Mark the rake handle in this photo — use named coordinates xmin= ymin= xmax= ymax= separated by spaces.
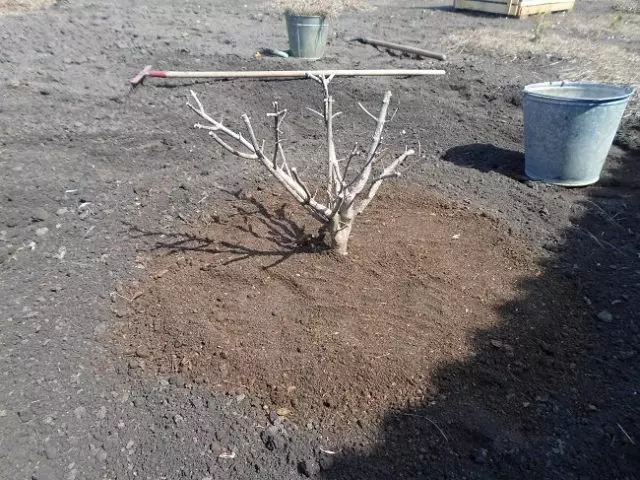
xmin=134 ymin=68 xmax=446 ymax=84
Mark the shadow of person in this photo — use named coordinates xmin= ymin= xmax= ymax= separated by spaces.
xmin=321 ymin=148 xmax=640 ymax=479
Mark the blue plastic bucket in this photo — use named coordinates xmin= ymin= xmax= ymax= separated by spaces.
xmin=285 ymin=14 xmax=329 ymax=60
xmin=523 ymin=81 xmax=634 ymax=186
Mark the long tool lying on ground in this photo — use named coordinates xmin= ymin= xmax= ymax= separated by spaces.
xmin=130 ymin=66 xmax=446 ymax=86
xmin=347 ymin=37 xmax=447 ymax=61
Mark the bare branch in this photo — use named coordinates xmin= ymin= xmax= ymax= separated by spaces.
xmin=306 ymin=107 xmax=325 ymax=119
xmin=188 ymin=91 xmax=256 ymax=156
xmin=355 ymin=148 xmax=415 ymax=215
xmin=358 ymin=102 xmax=378 ymax=122
xmin=328 ymin=195 xmax=345 ymax=220
xmin=345 ymin=91 xmax=393 ymax=203
xmin=342 ymin=143 xmax=359 ymax=180
xmin=291 ymin=167 xmax=312 ymax=202
xmin=204 ymin=130 xmax=258 ymax=160
xmin=372 ymin=172 xmax=401 ymax=183
xmin=344 ymin=142 xmax=385 ymax=194
xmin=188 ymin=91 xmax=334 ymax=224
xmin=323 ymin=91 xmax=343 ymax=195
xmin=187 ymin=84 xmax=419 ymax=256
xmin=278 ymin=144 xmax=291 ymax=175
xmin=306 ymin=72 xmax=322 ymax=84
xmin=241 ymin=114 xmax=263 ymax=154
xmin=269 ymin=101 xmax=285 ymax=168
xmin=187 ymin=89 xmax=205 ymax=112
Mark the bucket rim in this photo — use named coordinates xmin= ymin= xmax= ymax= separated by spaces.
xmin=285 ymin=13 xmax=328 ymax=21
xmin=523 ymin=81 xmax=635 ymax=103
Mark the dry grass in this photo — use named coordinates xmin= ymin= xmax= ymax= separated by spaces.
xmin=270 ymin=0 xmax=371 ymax=18
xmin=614 ymin=0 xmax=640 ymax=14
xmin=0 ymin=0 xmax=54 ymax=14
xmin=445 ymin=15 xmax=640 ymax=116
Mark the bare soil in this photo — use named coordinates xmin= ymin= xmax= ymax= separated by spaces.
xmin=1 ymin=1 xmax=639 ymax=479
xmin=119 ymin=187 xmax=543 ymax=428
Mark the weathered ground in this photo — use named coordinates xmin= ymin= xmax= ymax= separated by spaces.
xmin=1 ymin=1 xmax=639 ymax=479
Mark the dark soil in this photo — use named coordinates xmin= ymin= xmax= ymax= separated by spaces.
xmin=1 ymin=1 xmax=639 ymax=479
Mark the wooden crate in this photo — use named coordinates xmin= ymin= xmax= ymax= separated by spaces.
xmin=453 ymin=0 xmax=575 ymax=17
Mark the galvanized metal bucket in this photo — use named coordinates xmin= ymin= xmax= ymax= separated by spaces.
xmin=523 ymin=81 xmax=635 ymax=186
xmin=285 ymin=14 xmax=329 ymax=60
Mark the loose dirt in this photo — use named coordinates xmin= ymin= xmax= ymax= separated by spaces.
xmin=118 ymin=186 xmax=546 ymax=428
xmin=1 ymin=0 xmax=639 ymax=479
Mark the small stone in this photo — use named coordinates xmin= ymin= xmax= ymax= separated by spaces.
xmin=36 ymin=227 xmax=49 ymax=237
xmin=56 ymin=208 xmax=68 ymax=216
xmin=18 ymin=410 xmax=33 ymax=423
xmin=0 ymin=410 xmax=6 ymax=417
xmin=490 ymin=339 xmax=503 ymax=349
xmin=318 ymin=452 xmax=334 ymax=471
xmin=32 ymin=209 xmax=50 ymax=222
xmin=74 ymin=406 xmax=86 ymax=419
xmin=93 ymin=322 xmax=107 ymax=336
xmin=261 ymin=425 xmax=286 ymax=451
xmin=96 ymin=448 xmax=107 ymax=462
xmin=173 ymin=414 xmax=184 ymax=424
xmin=8 ymin=79 xmax=21 ymax=88
xmin=235 ymin=394 xmax=246 ymax=403
xmin=298 ymin=459 xmax=320 ymax=477
xmin=597 ymin=310 xmax=613 ymax=323
xmin=210 ymin=441 xmax=224 ymax=455
xmin=539 ymin=341 xmax=555 ymax=355
xmin=598 ymin=310 xmax=613 ymax=323
xmin=587 ymin=404 xmax=598 ymax=412
xmin=168 ymin=375 xmax=185 ymax=388
xmin=44 ymin=444 xmax=58 ymax=460
xmin=32 ymin=465 xmax=56 ymax=480
xmin=96 ymin=406 xmax=107 ymax=419
xmin=268 ymin=411 xmax=280 ymax=425
xmin=135 ymin=346 xmax=150 ymax=358
xmin=472 ymin=448 xmax=488 ymax=464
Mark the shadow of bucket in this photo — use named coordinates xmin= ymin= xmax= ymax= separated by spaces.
xmin=286 ymin=14 xmax=329 ymax=60
xmin=523 ymin=81 xmax=635 ymax=187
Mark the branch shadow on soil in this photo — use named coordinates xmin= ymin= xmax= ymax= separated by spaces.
xmin=125 ymin=193 xmax=327 ymax=269
xmin=323 ymin=147 xmax=640 ymax=479
xmin=443 ymin=143 xmax=525 ymax=179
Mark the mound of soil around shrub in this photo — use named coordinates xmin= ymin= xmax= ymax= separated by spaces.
xmin=117 ymin=186 xmax=551 ymax=429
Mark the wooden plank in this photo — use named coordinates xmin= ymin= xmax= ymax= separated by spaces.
xmin=518 ymin=0 xmax=575 ymax=16
xmin=453 ymin=0 xmax=512 ymax=15
xmin=453 ymin=0 xmax=575 ymax=16
xmin=519 ymin=0 xmax=573 ymax=6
